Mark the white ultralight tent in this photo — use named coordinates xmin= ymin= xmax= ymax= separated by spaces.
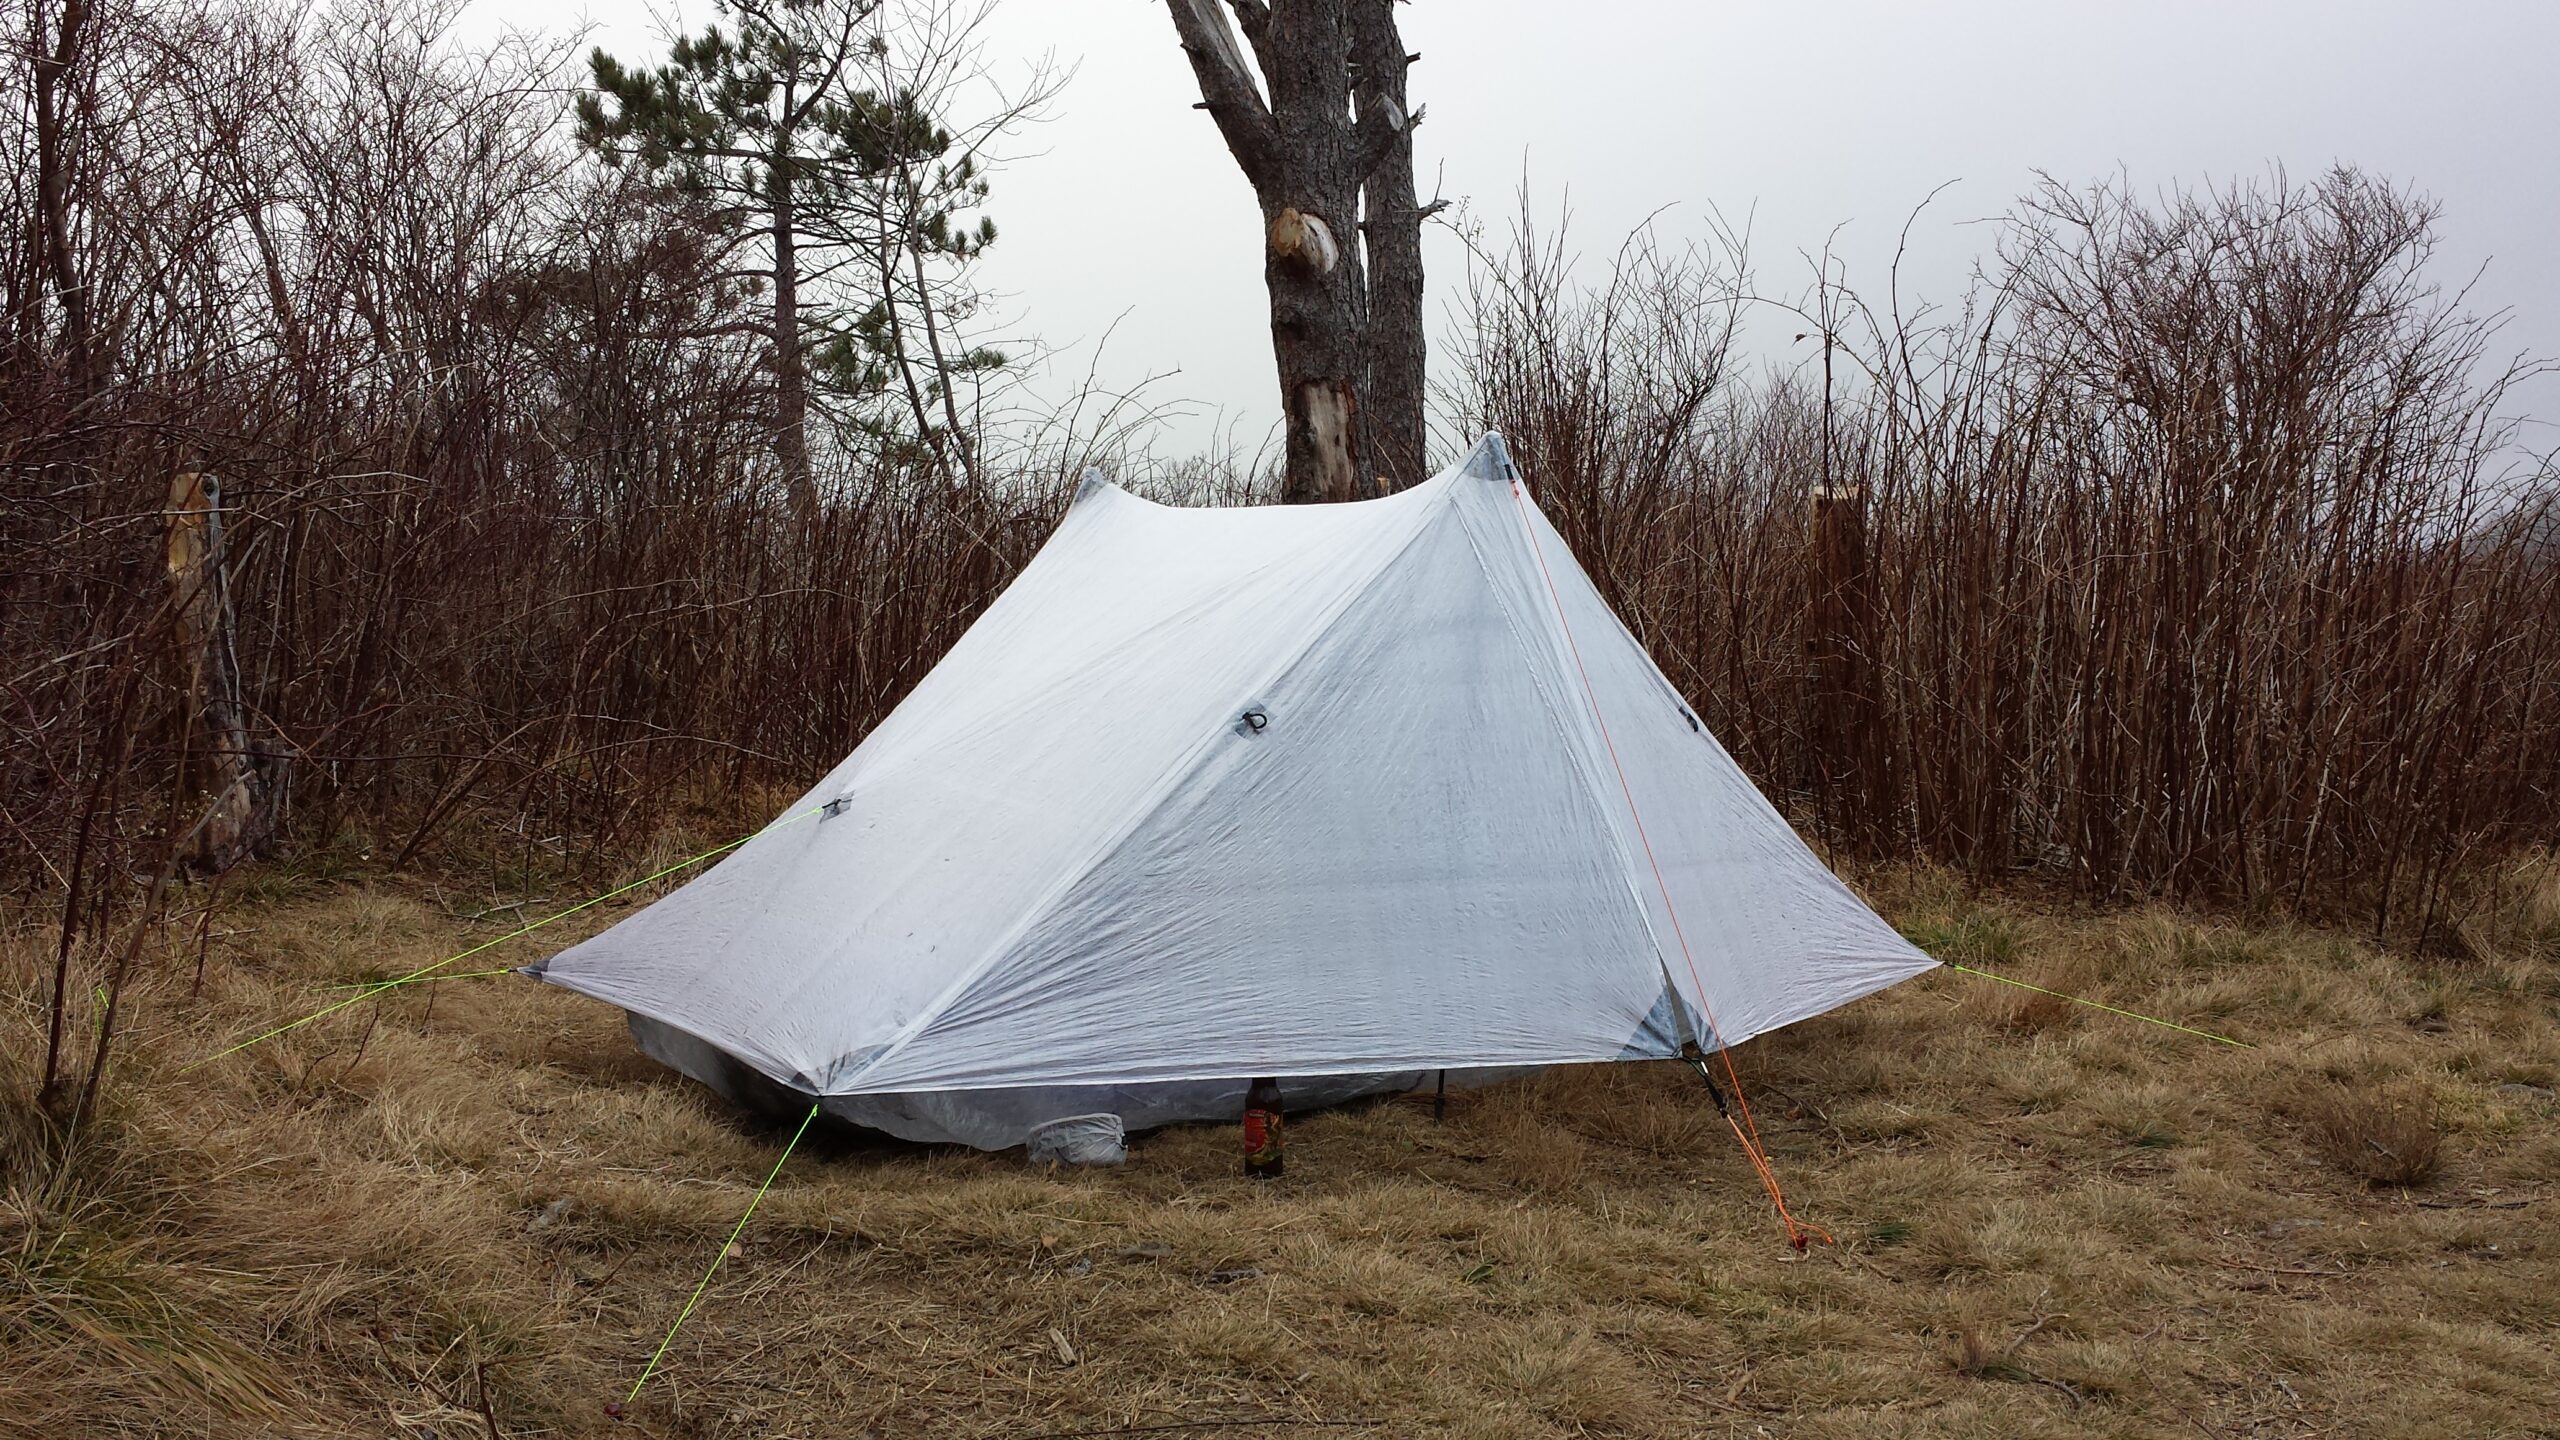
xmin=532 ymin=434 xmax=1935 ymax=1149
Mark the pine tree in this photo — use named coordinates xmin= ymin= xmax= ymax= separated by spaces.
xmin=577 ymin=0 xmax=1001 ymax=507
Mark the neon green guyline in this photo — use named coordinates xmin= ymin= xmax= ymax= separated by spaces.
xmin=184 ymin=805 xmax=823 ymax=1071
xmin=323 ymin=967 xmax=517 ymax=992
xmin=1942 ymin=961 xmax=2255 ymax=1048
xmin=626 ymin=1100 xmax=823 ymax=1406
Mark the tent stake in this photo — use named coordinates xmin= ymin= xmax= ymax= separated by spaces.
xmin=1432 ymin=1068 xmax=1447 ymax=1121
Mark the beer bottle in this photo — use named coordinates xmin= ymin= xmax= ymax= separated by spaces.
xmin=1242 ymin=1076 xmax=1284 ymax=1179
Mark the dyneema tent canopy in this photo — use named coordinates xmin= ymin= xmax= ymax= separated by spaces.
xmin=532 ymin=434 xmax=1934 ymax=1148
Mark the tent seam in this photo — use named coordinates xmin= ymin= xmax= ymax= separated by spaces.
xmin=831 ymin=475 xmax=1472 ymax=1095
xmin=1451 ymin=485 xmax=1703 ymax=1049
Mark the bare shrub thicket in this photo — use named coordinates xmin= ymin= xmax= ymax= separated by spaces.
xmin=2 ymin=0 xmax=1161 ymax=1118
xmin=1451 ymin=171 xmax=2559 ymax=944
xmin=4 ymin=0 xmax=2553 ymax=1004
xmin=1 ymin=0 xmax=1116 ymax=867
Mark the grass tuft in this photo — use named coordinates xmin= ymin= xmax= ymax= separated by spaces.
xmin=2299 ymin=1081 xmax=2445 ymax=1187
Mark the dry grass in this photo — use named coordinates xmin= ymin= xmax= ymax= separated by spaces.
xmin=2296 ymin=1082 xmax=2445 ymax=1189
xmin=5 ymin=856 xmax=2558 ymax=1439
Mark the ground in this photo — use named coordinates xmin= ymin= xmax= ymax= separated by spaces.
xmin=5 ymin=842 xmax=2557 ymax=1440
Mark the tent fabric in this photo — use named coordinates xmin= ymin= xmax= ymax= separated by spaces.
xmin=533 ymin=434 xmax=1934 ymax=1148
xmin=624 ymin=1010 xmax=1534 ymax=1151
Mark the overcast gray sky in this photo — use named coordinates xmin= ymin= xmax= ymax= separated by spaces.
xmin=499 ymin=0 xmax=2560 ymax=456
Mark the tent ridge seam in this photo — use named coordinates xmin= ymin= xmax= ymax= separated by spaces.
xmin=833 ymin=479 xmax=1470 ymax=1094
xmin=1452 ymin=490 xmax=1695 ymax=1043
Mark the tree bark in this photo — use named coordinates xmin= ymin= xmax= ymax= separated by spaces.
xmin=33 ymin=0 xmax=96 ymax=392
xmin=1267 ymin=199 xmax=1366 ymax=504
xmin=1166 ymin=0 xmax=1422 ymax=505
xmin=770 ymin=153 xmax=817 ymax=517
xmin=1351 ymin=1 xmax=1428 ymax=492
xmin=166 ymin=471 xmax=267 ymax=872
xmin=1806 ymin=483 xmax=1887 ymax=848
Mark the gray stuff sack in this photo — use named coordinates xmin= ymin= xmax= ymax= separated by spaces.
xmin=1023 ymin=1112 xmax=1126 ymax=1166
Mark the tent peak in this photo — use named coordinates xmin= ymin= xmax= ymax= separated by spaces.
xmin=1458 ymin=432 xmax=1520 ymax=484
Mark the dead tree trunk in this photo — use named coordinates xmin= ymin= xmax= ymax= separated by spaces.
xmin=1350 ymin=3 xmax=1431 ymax=491
xmin=33 ymin=0 xmax=97 ymax=394
xmin=1805 ymin=483 xmax=1887 ymax=849
xmin=166 ymin=471 xmax=269 ymax=871
xmin=1165 ymin=0 xmax=1423 ymax=504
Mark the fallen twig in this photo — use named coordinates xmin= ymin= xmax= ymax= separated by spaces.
xmin=2006 ymin=1307 xmax=2068 ymax=1357
xmin=2031 ymin=1374 xmax=2086 ymax=1407
xmin=475 ymin=1361 xmax=503 ymax=1440
xmin=1018 ymin=1420 xmax=1383 ymax=1439
xmin=2210 ymin=1258 xmax=2352 ymax=1279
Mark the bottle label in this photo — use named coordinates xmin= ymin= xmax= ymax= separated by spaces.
xmin=1243 ymin=1108 xmax=1281 ymax=1161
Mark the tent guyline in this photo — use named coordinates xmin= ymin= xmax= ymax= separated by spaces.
xmin=183 ymin=806 xmax=824 ymax=1072
xmin=622 ymin=1100 xmax=823 ymax=1409
xmin=607 ymin=961 xmax=2245 ymax=1411
xmin=324 ymin=967 xmax=517 ymax=992
xmin=1504 ymin=473 xmax=1824 ymax=1251
xmin=1943 ymin=962 xmax=2255 ymax=1048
